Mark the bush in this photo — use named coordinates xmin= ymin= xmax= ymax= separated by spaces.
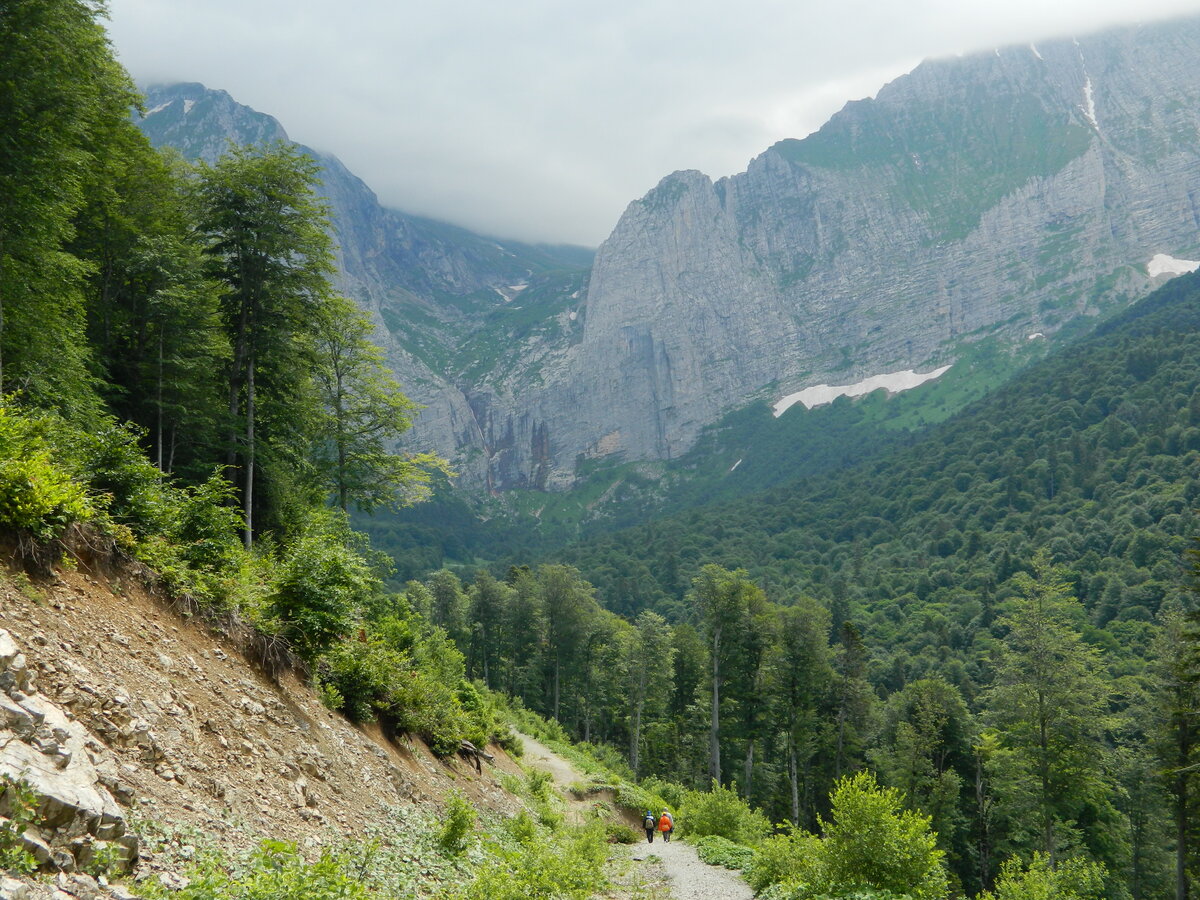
xmin=166 ymin=840 xmax=369 ymax=900
xmin=747 ymin=829 xmax=821 ymax=893
xmin=979 ymin=853 xmax=1106 ymax=900
xmin=316 ymin=637 xmax=408 ymax=723
xmin=814 ymin=772 xmax=947 ymax=900
xmin=0 ymin=406 xmax=91 ymax=541
xmin=269 ymin=520 xmax=378 ymax=662
xmin=756 ymin=772 xmax=949 ymax=900
xmin=447 ymin=823 xmax=608 ymax=900
xmin=678 ymin=780 xmax=771 ymax=846
xmin=0 ymin=776 xmax=39 ymax=874
xmin=437 ymin=789 xmax=476 ymax=855
xmin=694 ymin=834 xmax=757 ymax=870
xmin=68 ymin=422 xmax=170 ymax=536
xmin=604 ymin=822 xmax=640 ymax=844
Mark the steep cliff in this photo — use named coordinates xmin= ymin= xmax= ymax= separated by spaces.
xmin=137 ymin=83 xmax=590 ymax=492
xmin=141 ymin=17 xmax=1200 ymax=492
xmin=472 ymin=18 xmax=1200 ymax=487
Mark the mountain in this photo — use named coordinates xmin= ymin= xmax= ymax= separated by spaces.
xmin=141 ymin=16 xmax=1200 ymax=495
xmin=137 ymin=83 xmax=592 ymax=491
xmin=476 ymin=16 xmax=1200 ymax=489
xmin=559 ymin=268 xmax=1200 ymax=621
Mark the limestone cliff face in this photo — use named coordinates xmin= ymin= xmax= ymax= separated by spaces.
xmin=138 ymin=84 xmax=591 ymax=492
xmin=142 ymin=17 xmax=1200 ymax=492
xmin=466 ymin=17 xmax=1200 ymax=486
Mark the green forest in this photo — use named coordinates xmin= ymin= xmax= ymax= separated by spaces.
xmin=7 ymin=2 xmax=1200 ymax=900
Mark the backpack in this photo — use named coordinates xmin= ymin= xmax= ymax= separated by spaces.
xmin=644 ymin=813 xmax=656 ymax=829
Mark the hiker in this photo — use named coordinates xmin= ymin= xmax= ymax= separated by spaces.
xmin=643 ymin=810 xmax=656 ymax=843
xmin=658 ymin=809 xmax=674 ymax=842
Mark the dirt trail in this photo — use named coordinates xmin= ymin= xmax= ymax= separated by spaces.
xmin=633 ymin=838 xmax=755 ymax=900
xmin=516 ymin=733 xmax=754 ymax=900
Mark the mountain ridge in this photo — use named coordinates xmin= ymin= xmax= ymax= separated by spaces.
xmin=139 ymin=15 xmax=1200 ymax=495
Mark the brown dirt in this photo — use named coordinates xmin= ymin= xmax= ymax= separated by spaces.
xmin=0 ymin=558 xmax=523 ymax=869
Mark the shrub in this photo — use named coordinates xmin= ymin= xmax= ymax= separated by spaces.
xmin=758 ymin=772 xmax=949 ymax=900
xmin=0 ymin=776 xmax=39 ymax=874
xmin=171 ymin=472 xmax=245 ymax=578
xmin=68 ymin=422 xmax=170 ymax=536
xmin=979 ymin=853 xmax=1106 ymax=900
xmin=316 ymin=637 xmax=407 ymax=723
xmin=678 ymin=780 xmax=771 ymax=846
xmin=155 ymin=840 xmax=369 ymax=900
xmin=269 ymin=520 xmax=378 ymax=662
xmin=694 ymin=834 xmax=757 ymax=870
xmin=447 ymin=823 xmax=608 ymax=900
xmin=814 ymin=772 xmax=948 ymax=900
xmin=437 ymin=789 xmax=476 ymax=855
xmin=746 ymin=828 xmax=821 ymax=893
xmin=604 ymin=822 xmax=640 ymax=844
xmin=0 ymin=407 xmax=91 ymax=541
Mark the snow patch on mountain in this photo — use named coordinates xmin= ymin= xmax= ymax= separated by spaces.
xmin=1083 ymin=76 xmax=1098 ymax=129
xmin=1147 ymin=253 xmax=1200 ymax=277
xmin=773 ymin=366 xmax=953 ymax=416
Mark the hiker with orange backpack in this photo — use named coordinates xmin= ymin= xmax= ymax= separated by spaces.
xmin=658 ymin=809 xmax=674 ymax=842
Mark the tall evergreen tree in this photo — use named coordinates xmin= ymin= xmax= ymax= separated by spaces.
xmin=983 ymin=553 xmax=1114 ymax=865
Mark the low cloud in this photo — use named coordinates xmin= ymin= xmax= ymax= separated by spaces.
xmin=109 ymin=0 xmax=1200 ymax=245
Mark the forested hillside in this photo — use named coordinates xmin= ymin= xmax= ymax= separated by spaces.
xmin=10 ymin=2 xmax=1200 ymax=900
xmin=408 ymin=271 xmax=1200 ymax=898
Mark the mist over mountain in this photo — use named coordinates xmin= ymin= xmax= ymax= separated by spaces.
xmin=142 ymin=16 xmax=1200 ymax=495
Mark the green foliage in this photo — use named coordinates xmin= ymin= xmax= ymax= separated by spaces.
xmin=445 ymin=823 xmax=609 ymax=900
xmin=0 ymin=405 xmax=92 ymax=541
xmin=979 ymin=853 xmax=1107 ymax=900
xmin=678 ymin=780 xmax=770 ymax=845
xmin=693 ymin=834 xmax=757 ymax=870
xmin=315 ymin=635 xmax=406 ymax=723
xmin=166 ymin=840 xmax=369 ymax=900
xmin=0 ymin=776 xmax=39 ymax=874
xmin=813 ymin=772 xmax=948 ymax=900
xmin=747 ymin=829 xmax=822 ymax=894
xmin=268 ymin=516 xmax=378 ymax=661
xmin=437 ymin=790 xmax=477 ymax=856
xmin=604 ymin=822 xmax=640 ymax=844
xmin=67 ymin=422 xmax=171 ymax=535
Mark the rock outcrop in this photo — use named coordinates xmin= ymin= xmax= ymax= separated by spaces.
xmin=0 ymin=630 xmax=135 ymax=876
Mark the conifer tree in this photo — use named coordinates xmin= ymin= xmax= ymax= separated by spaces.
xmin=983 ymin=552 xmax=1113 ymax=865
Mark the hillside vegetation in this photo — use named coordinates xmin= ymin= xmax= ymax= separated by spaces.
xmin=407 ymin=271 xmax=1200 ymax=898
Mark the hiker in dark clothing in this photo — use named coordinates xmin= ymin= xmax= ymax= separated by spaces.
xmin=643 ymin=810 xmax=656 ymax=843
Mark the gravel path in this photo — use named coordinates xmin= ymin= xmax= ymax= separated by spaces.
xmin=631 ymin=837 xmax=755 ymax=900
xmin=517 ymin=733 xmax=754 ymax=900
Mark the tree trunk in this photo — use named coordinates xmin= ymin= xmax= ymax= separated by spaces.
xmin=710 ymin=626 xmax=721 ymax=784
xmin=976 ymin=751 xmax=992 ymax=891
xmin=631 ymin=689 xmax=644 ymax=777
xmin=553 ymin=653 xmax=561 ymax=721
xmin=744 ymin=739 xmax=755 ymax=800
xmin=1177 ymin=712 xmax=1190 ymax=900
xmin=788 ymin=735 xmax=800 ymax=825
xmin=243 ymin=355 xmax=255 ymax=548
xmin=156 ymin=326 xmax=164 ymax=471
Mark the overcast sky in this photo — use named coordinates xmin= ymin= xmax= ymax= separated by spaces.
xmin=107 ymin=0 xmax=1200 ymax=246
